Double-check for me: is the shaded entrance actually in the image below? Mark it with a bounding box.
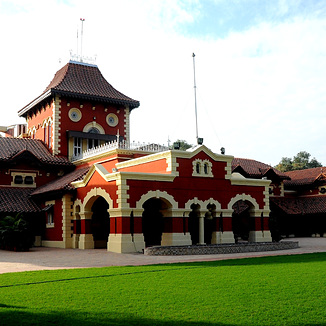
[189,204,200,245]
[232,200,253,242]
[142,198,165,247]
[204,204,216,244]
[91,197,110,248]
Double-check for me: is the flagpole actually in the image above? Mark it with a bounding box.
[192,53,199,144]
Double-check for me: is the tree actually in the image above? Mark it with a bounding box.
[171,139,193,151]
[275,151,322,172]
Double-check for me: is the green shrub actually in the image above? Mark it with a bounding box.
[0,214,34,251]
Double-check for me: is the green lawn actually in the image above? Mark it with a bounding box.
[0,253,325,326]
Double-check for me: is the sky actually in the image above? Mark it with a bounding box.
[1,0,326,166]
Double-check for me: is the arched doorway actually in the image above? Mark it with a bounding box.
[189,203,200,245]
[142,198,166,247]
[204,204,216,244]
[232,200,253,242]
[91,197,110,248]
[73,205,81,248]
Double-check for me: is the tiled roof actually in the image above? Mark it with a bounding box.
[271,196,326,215]
[0,187,41,213]
[284,167,326,188]
[0,138,74,167]
[32,167,90,196]
[232,158,290,180]
[19,61,139,116]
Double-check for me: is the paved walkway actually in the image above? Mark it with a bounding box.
[0,237,325,274]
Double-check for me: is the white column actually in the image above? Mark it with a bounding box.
[198,213,205,245]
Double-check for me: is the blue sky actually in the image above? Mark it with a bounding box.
[0,0,326,166]
[175,1,326,37]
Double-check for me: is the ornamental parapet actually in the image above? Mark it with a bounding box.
[71,140,169,162]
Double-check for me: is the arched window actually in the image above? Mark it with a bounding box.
[14,175,23,184]
[44,125,47,144]
[88,127,100,149]
[204,163,208,174]
[48,122,52,148]
[196,162,200,174]
[24,176,34,185]
[88,127,100,134]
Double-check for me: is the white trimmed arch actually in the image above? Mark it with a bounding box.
[202,198,222,210]
[136,190,178,209]
[83,122,105,134]
[83,187,113,211]
[185,197,205,210]
[42,117,53,128]
[228,193,259,211]
[73,199,83,215]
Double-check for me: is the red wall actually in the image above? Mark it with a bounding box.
[59,98,126,157]
[44,198,63,241]
[118,158,169,174]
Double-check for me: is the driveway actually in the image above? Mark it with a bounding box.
[0,237,325,274]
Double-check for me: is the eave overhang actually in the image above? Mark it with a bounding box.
[18,89,140,118]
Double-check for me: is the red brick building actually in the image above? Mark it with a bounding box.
[1,59,323,253]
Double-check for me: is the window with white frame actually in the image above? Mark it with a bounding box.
[11,172,36,187]
[47,210,54,226]
[45,202,55,227]
[87,127,100,150]
[192,159,214,177]
[73,137,82,157]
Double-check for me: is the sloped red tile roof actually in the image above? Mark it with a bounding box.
[32,167,90,196]
[271,196,326,215]
[0,138,74,167]
[232,158,289,180]
[0,187,41,213]
[284,167,326,188]
[19,61,139,116]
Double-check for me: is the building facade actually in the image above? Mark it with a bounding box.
[4,59,322,253]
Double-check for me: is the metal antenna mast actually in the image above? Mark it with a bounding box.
[80,18,85,61]
[192,53,199,143]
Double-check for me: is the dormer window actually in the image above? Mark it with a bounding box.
[11,172,36,188]
[24,176,34,185]
[14,175,23,184]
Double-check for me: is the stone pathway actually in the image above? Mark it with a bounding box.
[0,237,325,274]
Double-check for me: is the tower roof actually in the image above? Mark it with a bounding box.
[18,61,140,117]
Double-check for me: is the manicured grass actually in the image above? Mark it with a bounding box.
[0,253,325,326]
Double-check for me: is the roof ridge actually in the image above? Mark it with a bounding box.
[43,62,70,92]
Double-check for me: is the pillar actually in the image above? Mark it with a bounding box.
[248,211,272,242]
[161,210,192,246]
[211,210,235,244]
[107,208,145,253]
[78,211,94,249]
[198,212,205,245]
[62,194,74,248]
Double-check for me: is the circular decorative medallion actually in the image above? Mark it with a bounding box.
[68,108,82,122]
[106,113,118,127]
